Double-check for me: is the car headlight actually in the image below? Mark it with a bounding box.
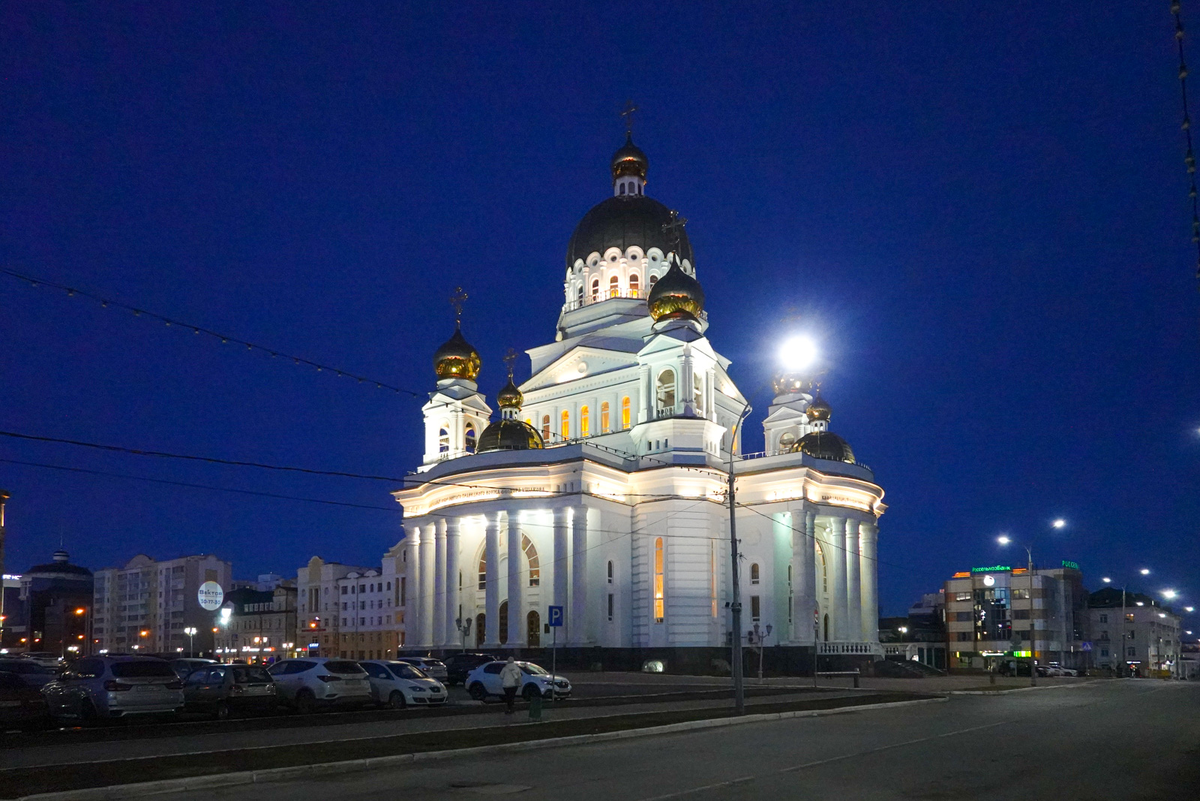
[410,686,426,692]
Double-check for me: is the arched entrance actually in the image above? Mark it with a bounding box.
[498,601,509,645]
[527,610,540,647]
[475,613,485,647]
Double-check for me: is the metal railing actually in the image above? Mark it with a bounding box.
[817,641,883,655]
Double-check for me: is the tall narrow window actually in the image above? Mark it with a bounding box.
[654,537,665,623]
[629,273,640,296]
[576,285,584,306]
[464,425,476,454]
[478,553,487,590]
[649,275,658,290]
[621,396,631,429]
[607,560,614,584]
[600,402,610,433]
[580,405,590,437]
[656,370,676,413]
[711,541,718,618]
[498,601,508,645]
[608,593,614,622]
[693,374,703,414]
[620,183,626,195]
[751,596,761,622]
[750,563,760,585]
[609,275,619,298]
[522,534,540,587]
[591,279,600,302]
[438,428,449,453]
[560,410,570,440]
[542,415,551,442]
[400,577,406,606]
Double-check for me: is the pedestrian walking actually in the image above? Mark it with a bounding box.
[500,656,522,714]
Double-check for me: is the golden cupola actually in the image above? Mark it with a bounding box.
[478,354,544,453]
[647,257,705,322]
[805,394,832,422]
[433,287,482,381]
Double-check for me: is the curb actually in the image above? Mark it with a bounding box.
[949,681,1097,696]
[16,697,947,801]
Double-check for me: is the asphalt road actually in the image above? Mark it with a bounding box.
[141,681,1200,801]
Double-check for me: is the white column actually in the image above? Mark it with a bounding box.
[506,511,526,648]
[791,507,816,645]
[483,514,500,647]
[445,518,461,648]
[860,522,879,643]
[433,518,447,648]
[405,528,421,648]
[553,507,569,612]
[569,506,588,645]
[829,517,848,641]
[845,519,862,642]
[419,525,436,647]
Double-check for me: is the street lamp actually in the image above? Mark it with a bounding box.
[183,626,197,657]
[455,616,473,653]
[748,622,773,682]
[997,535,1037,685]
[74,607,88,657]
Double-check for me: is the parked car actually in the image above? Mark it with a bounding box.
[465,660,571,701]
[265,658,372,713]
[0,671,50,731]
[182,663,278,719]
[170,658,218,680]
[42,656,184,721]
[0,658,58,688]
[394,657,448,682]
[19,652,62,668]
[443,652,497,686]
[359,660,448,708]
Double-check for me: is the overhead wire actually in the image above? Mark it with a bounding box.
[1170,1,1200,289]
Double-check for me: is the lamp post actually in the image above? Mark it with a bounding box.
[74,607,89,657]
[182,626,197,657]
[727,401,753,716]
[997,535,1037,685]
[1102,571,1152,677]
[749,622,773,682]
[455,616,473,653]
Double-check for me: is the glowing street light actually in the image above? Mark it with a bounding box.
[1162,589,1179,601]
[1186,607,1195,613]
[997,535,1012,546]
[1051,519,1066,529]
[778,335,819,374]
[1102,577,1112,583]
[1140,568,1151,576]
[183,626,198,656]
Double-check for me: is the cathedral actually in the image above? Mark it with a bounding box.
[393,134,886,669]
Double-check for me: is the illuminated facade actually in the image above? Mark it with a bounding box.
[395,136,886,665]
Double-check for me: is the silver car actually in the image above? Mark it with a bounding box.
[265,658,372,713]
[359,660,447,708]
[42,656,184,721]
[0,658,57,688]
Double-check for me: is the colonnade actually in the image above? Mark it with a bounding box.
[405,505,589,649]
[787,506,879,644]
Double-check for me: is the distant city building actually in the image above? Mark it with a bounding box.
[1085,588,1182,677]
[92,553,232,655]
[944,562,1087,671]
[213,583,297,661]
[1,573,22,651]
[296,547,407,660]
[15,549,93,657]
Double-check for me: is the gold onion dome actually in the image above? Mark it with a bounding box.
[496,377,523,409]
[647,259,705,322]
[791,431,856,464]
[433,326,481,381]
[806,395,832,422]
[611,134,648,181]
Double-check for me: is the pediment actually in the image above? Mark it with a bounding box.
[523,345,639,392]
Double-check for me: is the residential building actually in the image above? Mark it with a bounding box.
[1086,588,1182,677]
[296,546,408,660]
[213,583,297,661]
[16,549,93,657]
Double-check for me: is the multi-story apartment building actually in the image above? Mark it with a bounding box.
[1086,588,1182,677]
[92,553,232,655]
[297,544,407,659]
[213,583,298,661]
[944,562,1087,672]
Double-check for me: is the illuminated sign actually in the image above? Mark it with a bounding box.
[197,581,225,611]
[983,574,996,587]
[1061,560,1080,570]
[971,565,1011,574]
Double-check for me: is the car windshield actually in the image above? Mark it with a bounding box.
[111,661,176,678]
[325,660,366,675]
[389,664,426,680]
[232,667,272,684]
[521,664,548,676]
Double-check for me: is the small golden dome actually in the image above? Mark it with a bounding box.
[477,419,544,453]
[611,134,648,181]
[791,431,855,464]
[433,326,481,380]
[496,377,523,409]
[647,260,705,322]
[806,395,831,422]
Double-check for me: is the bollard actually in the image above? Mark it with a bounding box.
[853,671,860,689]
[528,690,543,722]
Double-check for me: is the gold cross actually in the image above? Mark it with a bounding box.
[503,347,518,379]
[620,100,638,136]
[449,286,468,325]
[662,209,688,248]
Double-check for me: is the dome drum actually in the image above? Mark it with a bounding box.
[791,431,855,464]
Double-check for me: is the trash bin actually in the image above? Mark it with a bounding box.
[528,690,543,722]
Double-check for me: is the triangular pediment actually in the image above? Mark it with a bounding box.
[523,345,639,392]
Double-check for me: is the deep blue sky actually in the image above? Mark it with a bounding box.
[2,3,1197,615]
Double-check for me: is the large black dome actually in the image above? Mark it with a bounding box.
[566,195,694,270]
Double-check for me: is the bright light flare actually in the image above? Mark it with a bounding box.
[1186,607,1195,613]
[1162,589,1178,600]
[1140,568,1151,576]
[778,335,819,374]
[1102,577,1112,583]
[1051,519,1066,529]
[997,535,1012,545]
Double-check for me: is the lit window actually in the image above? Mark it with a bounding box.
[629,273,640,296]
[654,537,665,623]
[522,534,540,587]
[464,425,476,454]
[581,405,590,437]
[750,563,760,585]
[478,553,486,590]
[561,410,570,440]
[621,396,631,429]
[438,428,449,453]
[542,415,551,441]
[609,275,619,298]
[599,401,610,433]
[656,369,676,412]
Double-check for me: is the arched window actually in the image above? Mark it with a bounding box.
[621,396,631,429]
[693,375,703,414]
[779,432,796,452]
[607,560,614,584]
[527,610,541,647]
[629,273,640,296]
[620,183,626,195]
[475,613,486,647]
[580,405,590,437]
[649,274,658,290]
[438,427,449,454]
[478,552,487,590]
[498,601,509,645]
[464,425,476,454]
[654,538,665,623]
[609,275,619,298]
[576,284,584,306]
[560,410,570,440]
[521,534,540,587]
[750,563,760,585]
[542,415,551,442]
[591,278,600,302]
[600,401,610,433]
[656,369,676,413]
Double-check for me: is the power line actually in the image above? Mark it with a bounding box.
[0,266,426,399]
[1170,1,1200,290]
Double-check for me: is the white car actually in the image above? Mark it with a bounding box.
[394,657,448,682]
[359,660,448,708]
[265,658,371,713]
[465,660,571,702]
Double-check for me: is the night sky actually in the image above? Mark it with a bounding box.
[3,3,1198,615]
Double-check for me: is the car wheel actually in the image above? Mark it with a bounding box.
[522,684,540,701]
[388,691,406,710]
[215,701,231,721]
[295,690,317,714]
[467,682,488,701]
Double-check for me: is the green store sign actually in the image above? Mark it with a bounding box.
[971,565,1011,573]
[1061,560,1080,570]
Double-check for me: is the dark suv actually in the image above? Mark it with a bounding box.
[443,652,497,686]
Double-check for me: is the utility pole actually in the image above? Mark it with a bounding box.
[0,490,8,651]
[727,404,752,715]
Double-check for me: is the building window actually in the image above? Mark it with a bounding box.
[621,396,631,429]
[400,577,406,606]
[649,275,658,290]
[465,426,476,454]
[956,632,971,642]
[478,553,487,590]
[438,428,449,454]
[609,275,619,298]
[629,273,639,296]
[607,560,614,584]
[576,285,584,306]
[580,405,590,437]
[608,593,614,621]
[654,537,665,623]
[751,596,761,622]
[591,278,600,302]
[656,370,676,413]
[600,402,610,433]
[693,374,703,414]
[750,563,760,585]
[542,415,551,441]
[1099,614,1108,623]
[522,534,540,587]
[560,410,570,440]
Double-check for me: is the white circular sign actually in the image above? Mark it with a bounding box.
[983,574,996,587]
[197,581,225,611]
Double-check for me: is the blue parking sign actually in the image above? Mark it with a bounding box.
[548,605,564,627]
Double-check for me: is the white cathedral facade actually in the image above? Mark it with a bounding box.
[394,136,885,666]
